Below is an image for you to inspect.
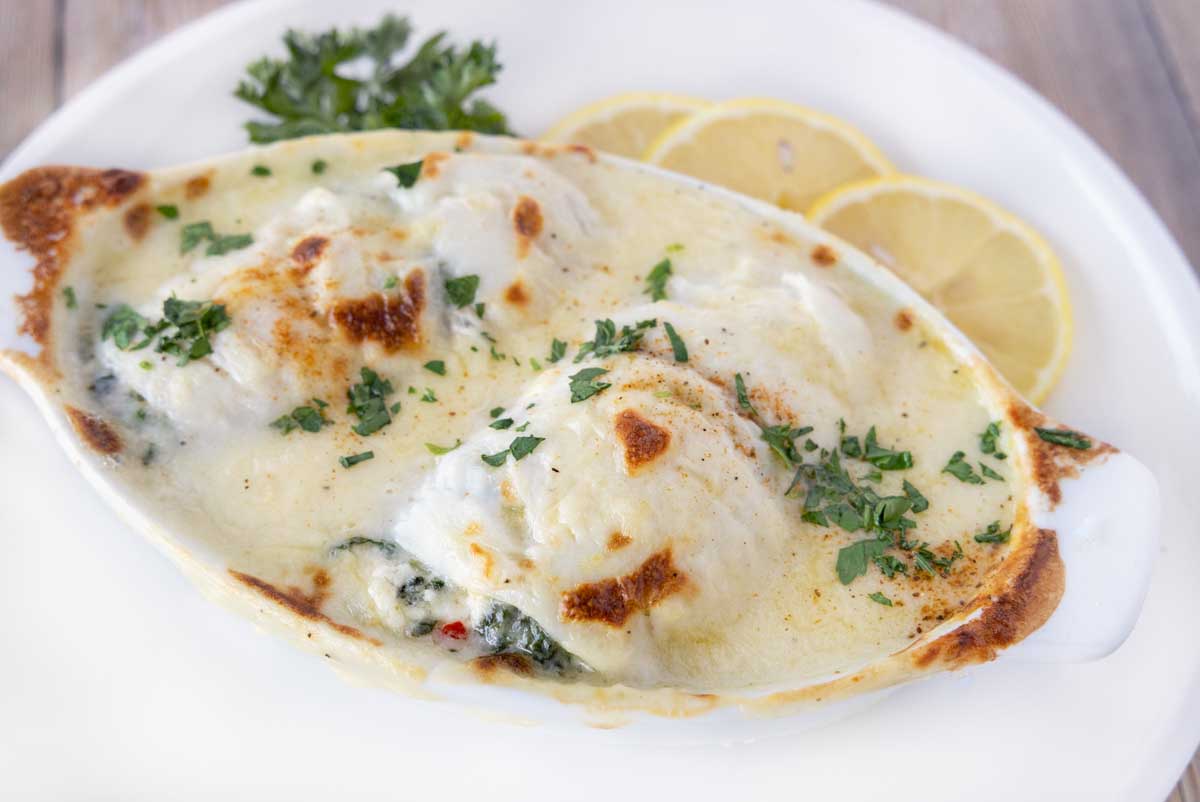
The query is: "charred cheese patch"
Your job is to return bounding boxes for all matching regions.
[561,549,688,626]
[614,408,671,471]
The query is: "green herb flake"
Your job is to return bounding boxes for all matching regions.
[942,450,984,484]
[980,462,1005,481]
[574,318,656,362]
[62,286,77,309]
[251,164,272,176]
[444,274,480,308]
[489,417,514,430]
[339,450,374,468]
[644,258,672,301]
[425,439,462,455]
[1035,427,1092,450]
[420,388,437,403]
[234,15,511,145]
[509,435,544,461]
[180,221,253,256]
[481,450,509,467]
[424,360,446,376]
[548,338,567,363]
[862,426,913,470]
[734,372,757,415]
[489,406,504,418]
[386,159,423,188]
[665,243,684,254]
[530,357,542,371]
[346,366,395,436]
[663,321,688,362]
[902,480,929,513]
[311,159,328,175]
[874,554,908,578]
[974,521,1012,544]
[980,421,1007,459]
[568,367,610,403]
[383,275,398,290]
[474,301,485,318]
[139,360,153,370]
[836,539,889,585]
[514,421,530,432]
[868,592,893,607]
[155,204,179,219]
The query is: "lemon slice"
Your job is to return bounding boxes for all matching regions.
[541,92,712,159]
[809,175,1072,403]
[643,98,893,212]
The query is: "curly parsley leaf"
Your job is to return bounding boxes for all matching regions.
[1035,427,1092,450]
[234,14,511,144]
[644,258,672,301]
[568,367,610,403]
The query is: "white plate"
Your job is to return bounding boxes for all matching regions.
[1,1,1197,799]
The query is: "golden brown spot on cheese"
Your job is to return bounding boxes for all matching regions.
[614,408,670,472]
[469,542,496,580]
[607,532,632,551]
[64,405,122,455]
[473,653,533,677]
[912,527,1063,669]
[454,131,475,151]
[894,309,914,331]
[420,151,451,180]
[512,195,543,259]
[184,174,211,199]
[504,279,530,306]
[290,235,329,267]
[811,244,838,266]
[0,166,144,354]
[230,569,381,645]
[331,269,425,351]
[561,548,688,626]
[123,203,151,240]
[1008,401,1115,508]
[566,144,598,163]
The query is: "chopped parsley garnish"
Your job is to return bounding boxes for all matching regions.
[346,367,395,436]
[942,450,984,484]
[101,305,149,350]
[489,406,504,418]
[568,367,610,402]
[234,14,511,144]
[862,426,913,470]
[980,462,1004,481]
[474,302,485,318]
[868,592,893,607]
[139,360,153,370]
[383,275,398,290]
[154,298,233,365]
[1035,427,1092,450]
[761,424,813,467]
[425,439,462,455]
[874,554,908,578]
[271,400,329,434]
[574,318,656,362]
[548,338,566,363]
[480,434,544,466]
[665,242,684,254]
[514,421,530,432]
[251,164,272,176]
[155,204,179,219]
[734,372,756,415]
[329,536,396,556]
[386,160,423,188]
[663,321,688,362]
[423,360,446,376]
[489,417,514,430]
[902,480,928,513]
[420,388,437,403]
[339,450,374,468]
[444,274,480,308]
[836,539,888,585]
[180,221,254,256]
[311,159,328,174]
[974,521,1012,543]
[62,286,77,309]
[644,258,672,301]
[980,421,1007,459]
[530,357,542,371]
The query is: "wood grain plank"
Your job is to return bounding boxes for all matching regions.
[61,0,231,100]
[1146,0,1200,153]
[885,0,1200,271]
[0,1,58,157]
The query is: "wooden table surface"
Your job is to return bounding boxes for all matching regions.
[1,1,1197,798]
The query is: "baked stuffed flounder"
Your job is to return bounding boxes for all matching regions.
[0,131,1146,717]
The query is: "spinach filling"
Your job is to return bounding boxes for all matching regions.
[474,602,582,675]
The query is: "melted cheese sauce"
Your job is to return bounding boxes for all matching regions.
[65,134,1015,692]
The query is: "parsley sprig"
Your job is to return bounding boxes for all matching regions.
[574,318,656,363]
[234,14,510,143]
[102,297,232,366]
[272,398,329,434]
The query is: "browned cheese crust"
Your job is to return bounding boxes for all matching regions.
[230,568,382,645]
